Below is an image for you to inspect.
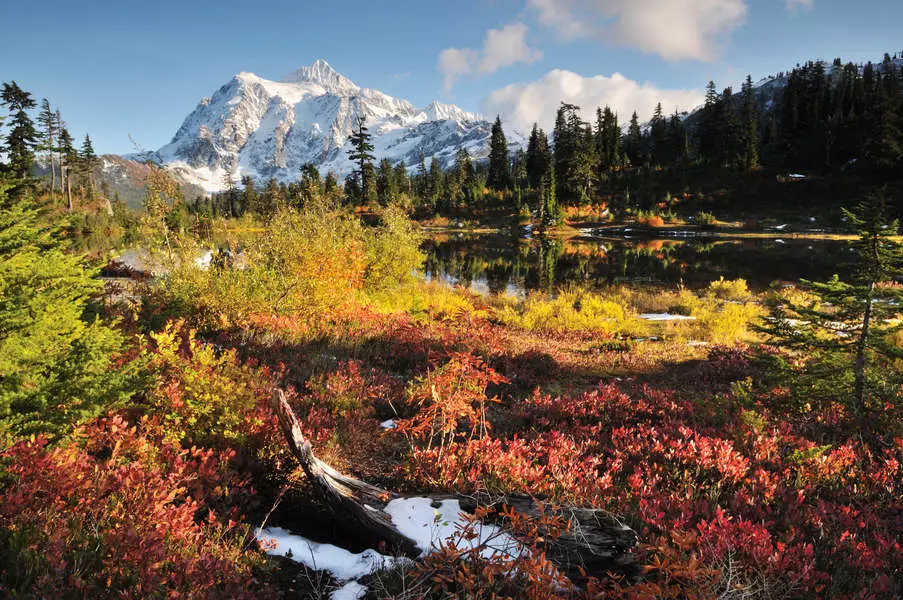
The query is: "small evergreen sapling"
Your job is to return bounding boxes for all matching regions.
[761,193,903,412]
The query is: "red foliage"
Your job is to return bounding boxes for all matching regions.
[404,382,903,598]
[0,416,274,599]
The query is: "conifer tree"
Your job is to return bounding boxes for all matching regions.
[299,163,322,207]
[625,112,643,168]
[428,158,444,211]
[525,124,551,189]
[741,75,760,171]
[539,160,559,228]
[595,106,621,178]
[37,99,57,194]
[0,173,131,442]
[80,134,98,199]
[241,175,260,214]
[58,125,76,211]
[698,81,719,164]
[487,115,510,191]
[376,158,398,206]
[649,103,667,166]
[393,161,409,197]
[415,152,428,199]
[347,116,376,205]
[1,82,37,182]
[762,193,903,413]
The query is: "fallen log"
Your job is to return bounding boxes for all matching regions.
[270,388,637,580]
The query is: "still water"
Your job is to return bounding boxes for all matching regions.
[423,232,855,296]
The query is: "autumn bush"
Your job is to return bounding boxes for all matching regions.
[401,380,903,598]
[0,416,273,599]
[161,203,424,328]
[494,288,649,338]
[143,320,274,448]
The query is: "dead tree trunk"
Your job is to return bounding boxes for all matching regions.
[271,389,637,580]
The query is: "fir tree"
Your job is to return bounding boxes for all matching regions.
[595,106,621,177]
[376,158,398,206]
[80,134,98,199]
[299,163,322,207]
[741,75,760,171]
[625,111,643,168]
[649,103,667,166]
[241,175,260,214]
[37,99,57,194]
[1,82,37,182]
[428,158,444,212]
[698,81,719,164]
[0,173,131,442]
[58,125,76,212]
[347,116,376,205]
[487,115,510,191]
[525,124,551,189]
[761,193,903,413]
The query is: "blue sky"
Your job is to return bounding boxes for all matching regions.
[2,0,900,154]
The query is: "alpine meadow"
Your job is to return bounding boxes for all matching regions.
[1,1,903,599]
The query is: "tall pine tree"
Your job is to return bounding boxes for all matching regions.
[347,116,376,205]
[1,82,37,183]
[487,115,510,191]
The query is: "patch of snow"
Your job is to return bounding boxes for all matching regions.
[258,527,405,581]
[775,239,786,244]
[772,224,790,231]
[384,497,520,559]
[639,313,697,322]
[687,341,709,347]
[380,419,396,430]
[787,174,806,179]
[194,250,213,270]
[331,581,367,600]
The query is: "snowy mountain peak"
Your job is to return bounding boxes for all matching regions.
[282,59,358,95]
[151,62,508,193]
[421,100,481,123]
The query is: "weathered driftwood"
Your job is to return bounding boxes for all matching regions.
[271,388,637,580]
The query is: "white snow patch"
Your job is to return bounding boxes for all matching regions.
[384,497,520,559]
[194,250,213,270]
[331,581,367,600]
[639,313,697,322]
[258,527,405,580]
[380,419,397,430]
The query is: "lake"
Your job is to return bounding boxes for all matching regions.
[423,231,856,296]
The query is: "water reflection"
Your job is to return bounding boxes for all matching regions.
[423,232,854,295]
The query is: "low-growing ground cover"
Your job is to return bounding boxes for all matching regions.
[1,194,900,599]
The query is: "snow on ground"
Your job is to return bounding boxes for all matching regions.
[259,496,523,596]
[379,419,396,430]
[639,313,697,322]
[384,497,521,559]
[258,526,406,582]
[330,581,368,600]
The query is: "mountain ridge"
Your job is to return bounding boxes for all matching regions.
[146,60,497,193]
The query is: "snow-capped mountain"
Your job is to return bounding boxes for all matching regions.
[151,60,499,192]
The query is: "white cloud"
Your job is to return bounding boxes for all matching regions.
[438,22,542,91]
[526,0,748,62]
[483,69,704,135]
[438,48,479,91]
[786,0,814,12]
[478,23,543,74]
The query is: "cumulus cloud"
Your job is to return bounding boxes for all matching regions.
[483,69,704,135]
[438,22,542,91]
[526,0,748,62]
[438,48,479,91]
[786,0,814,11]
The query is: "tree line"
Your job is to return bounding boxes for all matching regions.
[0,82,101,211]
